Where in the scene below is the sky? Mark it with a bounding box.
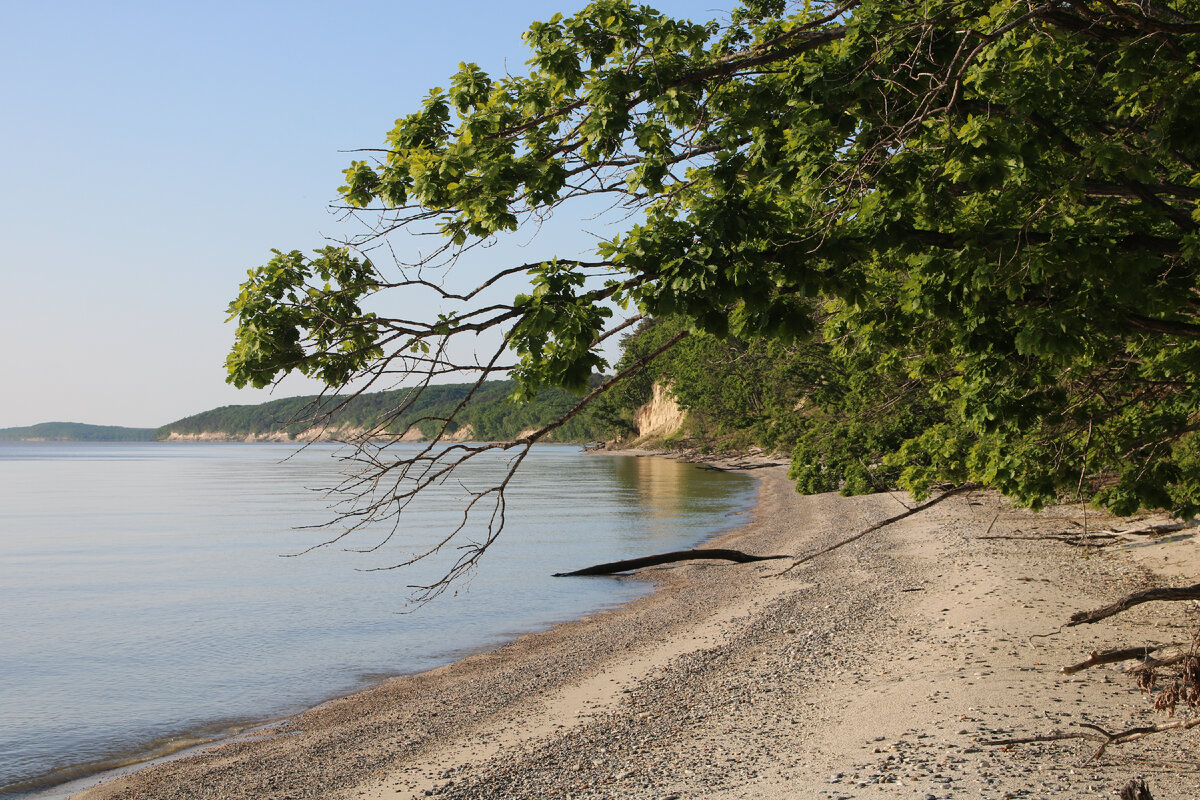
[0,0,713,429]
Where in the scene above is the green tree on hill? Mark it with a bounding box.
[158,381,611,442]
[226,0,1200,590]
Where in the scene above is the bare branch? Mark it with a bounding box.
[773,484,980,576]
[983,716,1200,759]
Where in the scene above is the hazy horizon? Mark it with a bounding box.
[1,1,710,429]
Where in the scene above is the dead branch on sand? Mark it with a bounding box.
[982,716,1200,759]
[1067,584,1200,627]
[1061,644,1194,676]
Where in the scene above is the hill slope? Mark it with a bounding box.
[0,422,157,442]
[157,381,609,443]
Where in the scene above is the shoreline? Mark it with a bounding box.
[62,461,1200,799]
[16,447,746,800]
[6,442,749,800]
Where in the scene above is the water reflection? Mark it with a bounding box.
[0,442,754,798]
[612,456,712,515]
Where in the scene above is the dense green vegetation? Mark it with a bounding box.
[226,0,1200,516]
[0,422,157,442]
[158,380,609,442]
[599,316,950,497]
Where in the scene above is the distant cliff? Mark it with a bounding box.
[634,383,685,441]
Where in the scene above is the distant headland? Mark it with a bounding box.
[2,380,611,444]
[0,422,157,442]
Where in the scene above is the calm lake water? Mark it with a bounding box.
[0,442,755,798]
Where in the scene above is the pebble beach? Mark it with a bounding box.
[69,459,1199,800]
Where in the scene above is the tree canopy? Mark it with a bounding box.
[227,0,1200,540]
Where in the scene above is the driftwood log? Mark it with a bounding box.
[1062,646,1163,675]
[1061,644,1187,675]
[698,461,788,472]
[553,548,788,577]
[773,483,979,576]
[556,484,980,578]
[1067,583,1200,626]
[1112,521,1196,537]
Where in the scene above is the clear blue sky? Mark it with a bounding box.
[0,0,714,428]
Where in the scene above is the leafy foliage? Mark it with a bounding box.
[600,316,951,495]
[226,248,382,389]
[230,0,1200,521]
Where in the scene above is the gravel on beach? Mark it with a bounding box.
[71,462,1200,800]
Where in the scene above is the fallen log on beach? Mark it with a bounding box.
[553,548,789,577]
[558,484,981,578]
[1067,582,1200,626]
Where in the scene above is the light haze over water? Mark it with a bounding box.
[0,442,754,798]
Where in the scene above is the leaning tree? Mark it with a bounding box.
[225,0,1200,594]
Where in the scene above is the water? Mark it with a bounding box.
[0,441,755,797]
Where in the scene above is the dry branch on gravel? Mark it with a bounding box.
[978,532,1118,547]
[1018,583,1200,756]
[1067,583,1200,627]
[983,716,1200,760]
[1061,646,1170,675]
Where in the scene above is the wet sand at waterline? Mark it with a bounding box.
[70,461,1199,799]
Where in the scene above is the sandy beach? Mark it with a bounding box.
[68,460,1199,800]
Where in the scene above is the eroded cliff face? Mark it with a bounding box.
[162,422,484,444]
[391,423,478,442]
[445,424,475,442]
[398,426,426,442]
[635,382,685,440]
[162,425,368,443]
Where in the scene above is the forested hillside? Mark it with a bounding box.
[157,380,609,442]
[0,422,157,442]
